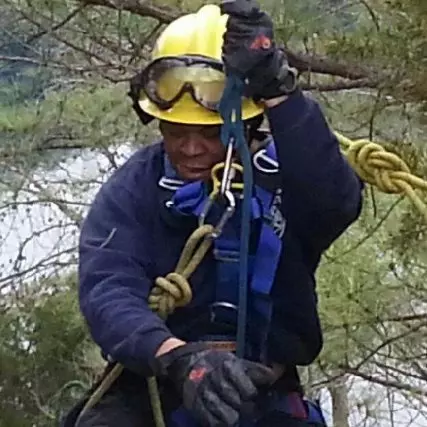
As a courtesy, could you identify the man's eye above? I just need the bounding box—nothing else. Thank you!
[165,129,183,138]
[202,128,220,139]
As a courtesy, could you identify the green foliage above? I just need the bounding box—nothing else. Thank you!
[317,194,403,361]
[0,67,52,105]
[0,275,99,427]
[0,80,155,173]
[0,0,426,424]
[0,6,54,106]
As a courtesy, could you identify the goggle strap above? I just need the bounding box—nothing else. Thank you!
[128,89,155,125]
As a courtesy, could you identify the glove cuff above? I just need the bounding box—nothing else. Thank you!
[246,49,298,101]
[152,342,208,377]
[264,50,298,98]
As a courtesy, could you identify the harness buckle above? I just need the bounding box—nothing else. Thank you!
[208,301,238,324]
[198,190,236,238]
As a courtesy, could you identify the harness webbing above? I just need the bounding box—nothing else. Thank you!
[218,74,252,358]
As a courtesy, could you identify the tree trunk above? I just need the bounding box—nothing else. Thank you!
[328,376,350,427]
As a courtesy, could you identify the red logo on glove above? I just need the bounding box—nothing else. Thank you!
[250,34,272,50]
[189,367,208,383]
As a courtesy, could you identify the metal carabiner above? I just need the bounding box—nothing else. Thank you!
[220,139,235,196]
[212,189,235,238]
[198,141,241,238]
[198,189,236,238]
[211,161,244,196]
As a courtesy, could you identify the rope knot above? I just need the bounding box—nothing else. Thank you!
[150,273,192,319]
[347,140,411,194]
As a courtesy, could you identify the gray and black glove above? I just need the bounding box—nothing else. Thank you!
[155,342,275,427]
[221,0,297,100]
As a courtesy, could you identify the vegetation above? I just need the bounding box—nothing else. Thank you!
[0,0,426,425]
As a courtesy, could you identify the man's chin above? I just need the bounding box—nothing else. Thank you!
[178,167,211,181]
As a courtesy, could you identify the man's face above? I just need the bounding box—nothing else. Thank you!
[160,121,225,181]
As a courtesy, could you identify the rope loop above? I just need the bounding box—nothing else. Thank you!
[150,273,192,319]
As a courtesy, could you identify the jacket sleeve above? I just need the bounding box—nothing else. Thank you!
[266,90,364,252]
[78,177,174,374]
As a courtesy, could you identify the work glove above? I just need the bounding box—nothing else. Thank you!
[221,0,298,100]
[155,342,275,427]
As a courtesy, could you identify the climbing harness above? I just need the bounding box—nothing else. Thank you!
[166,140,283,362]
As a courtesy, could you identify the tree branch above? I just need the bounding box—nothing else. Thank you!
[25,4,88,44]
[82,0,179,23]
[302,78,381,92]
[339,365,426,395]
[0,54,121,74]
[0,246,77,290]
[284,48,376,80]
[0,55,49,66]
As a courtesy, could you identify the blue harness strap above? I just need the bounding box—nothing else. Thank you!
[171,181,207,217]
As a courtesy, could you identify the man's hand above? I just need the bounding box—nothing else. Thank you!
[221,0,275,77]
[221,0,298,100]
[155,342,275,427]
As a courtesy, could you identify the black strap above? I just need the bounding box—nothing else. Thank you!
[128,72,155,125]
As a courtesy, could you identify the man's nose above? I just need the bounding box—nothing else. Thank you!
[180,135,205,156]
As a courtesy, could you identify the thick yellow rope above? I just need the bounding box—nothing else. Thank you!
[146,224,215,427]
[148,224,215,317]
[76,225,215,426]
[335,131,427,222]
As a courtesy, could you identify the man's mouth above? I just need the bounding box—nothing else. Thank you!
[179,164,211,179]
[181,165,209,172]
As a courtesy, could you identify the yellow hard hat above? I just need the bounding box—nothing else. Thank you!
[137,4,264,125]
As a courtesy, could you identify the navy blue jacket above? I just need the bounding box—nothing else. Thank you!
[78,90,363,374]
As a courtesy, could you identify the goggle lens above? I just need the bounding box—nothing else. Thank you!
[140,56,227,111]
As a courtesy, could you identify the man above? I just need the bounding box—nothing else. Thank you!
[72,1,363,426]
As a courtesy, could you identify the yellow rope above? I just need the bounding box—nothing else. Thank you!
[335,131,427,222]
[148,224,215,317]
[76,225,215,426]
[146,224,215,427]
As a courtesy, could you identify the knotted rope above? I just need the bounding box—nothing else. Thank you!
[335,131,427,222]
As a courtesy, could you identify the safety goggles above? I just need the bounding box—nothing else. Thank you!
[136,55,228,112]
